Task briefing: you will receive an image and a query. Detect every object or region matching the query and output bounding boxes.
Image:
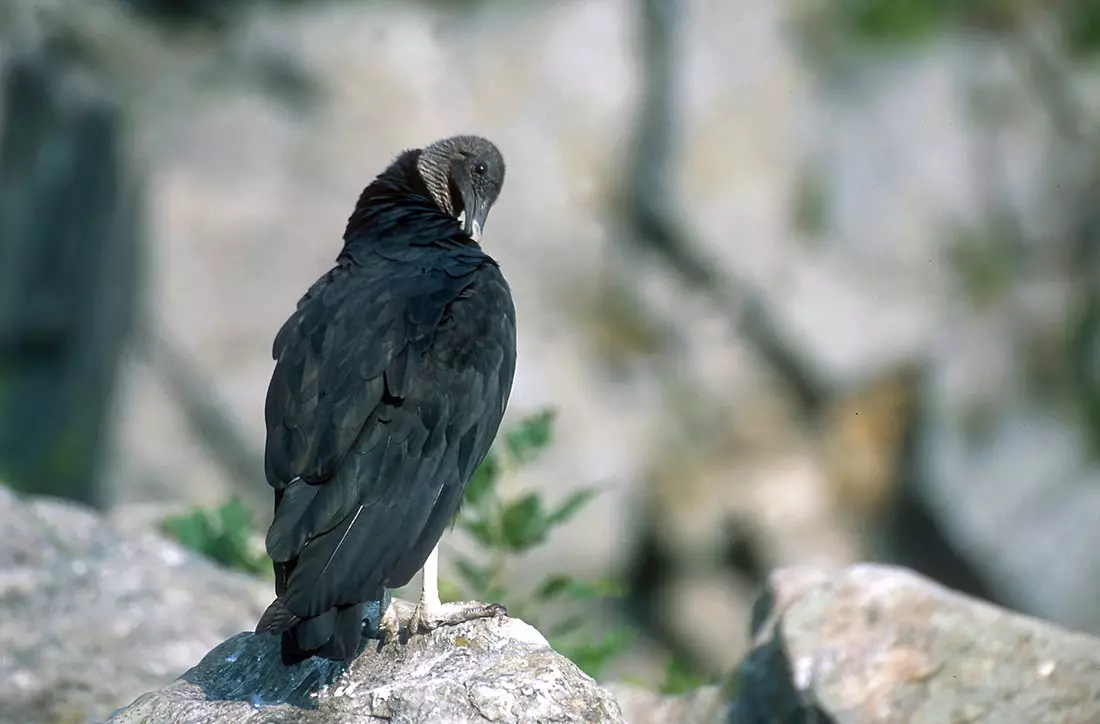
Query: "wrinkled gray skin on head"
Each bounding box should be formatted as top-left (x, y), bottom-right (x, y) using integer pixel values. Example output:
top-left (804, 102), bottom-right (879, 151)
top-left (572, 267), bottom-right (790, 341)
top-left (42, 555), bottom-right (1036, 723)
top-left (416, 135), bottom-right (505, 242)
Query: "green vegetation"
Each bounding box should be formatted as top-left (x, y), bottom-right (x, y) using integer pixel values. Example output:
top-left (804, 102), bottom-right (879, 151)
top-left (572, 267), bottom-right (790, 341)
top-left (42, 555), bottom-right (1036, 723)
top-left (660, 655), bottom-right (715, 696)
top-left (161, 407), bottom-right (704, 684)
top-left (163, 497), bottom-right (271, 578)
top-left (819, 0), bottom-right (1100, 57)
top-left (447, 408), bottom-right (635, 679)
top-left (1064, 2), bottom-right (1100, 58)
top-left (837, 0), bottom-right (963, 45)
top-left (158, 409), bottom-right (635, 678)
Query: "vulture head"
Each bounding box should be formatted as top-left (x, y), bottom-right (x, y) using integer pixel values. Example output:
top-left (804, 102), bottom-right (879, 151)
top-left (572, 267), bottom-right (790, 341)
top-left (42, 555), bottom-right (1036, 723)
top-left (416, 135), bottom-right (505, 243)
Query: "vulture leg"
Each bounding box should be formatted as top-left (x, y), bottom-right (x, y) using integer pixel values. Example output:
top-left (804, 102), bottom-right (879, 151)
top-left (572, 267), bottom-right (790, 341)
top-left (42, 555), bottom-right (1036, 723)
top-left (421, 542), bottom-right (442, 611)
top-left (410, 544), bottom-right (506, 632)
top-left (377, 544), bottom-right (506, 642)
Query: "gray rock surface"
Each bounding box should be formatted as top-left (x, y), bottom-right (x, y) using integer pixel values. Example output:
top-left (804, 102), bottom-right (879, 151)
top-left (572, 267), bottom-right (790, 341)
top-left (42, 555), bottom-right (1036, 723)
top-left (108, 616), bottom-right (624, 724)
top-left (729, 564), bottom-right (1100, 724)
top-left (11, 475), bottom-right (1100, 724)
top-left (0, 485), bottom-right (623, 724)
top-left (0, 485), bottom-right (271, 724)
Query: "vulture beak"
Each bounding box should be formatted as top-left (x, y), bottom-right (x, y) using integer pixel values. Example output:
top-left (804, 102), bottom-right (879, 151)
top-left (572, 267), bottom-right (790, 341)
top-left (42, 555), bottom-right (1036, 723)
top-left (461, 190), bottom-right (489, 243)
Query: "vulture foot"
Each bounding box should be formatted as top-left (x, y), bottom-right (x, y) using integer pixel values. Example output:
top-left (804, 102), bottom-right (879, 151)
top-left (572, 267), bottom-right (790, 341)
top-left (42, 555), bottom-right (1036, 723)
top-left (377, 596), bottom-right (507, 643)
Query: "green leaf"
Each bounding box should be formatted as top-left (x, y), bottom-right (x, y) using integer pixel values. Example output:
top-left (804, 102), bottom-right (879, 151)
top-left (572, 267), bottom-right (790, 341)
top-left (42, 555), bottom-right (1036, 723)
top-left (546, 487), bottom-right (600, 528)
top-left (660, 656), bottom-right (710, 695)
top-left (162, 509), bottom-right (208, 551)
top-left (485, 583), bottom-right (508, 605)
top-left (554, 627), bottom-right (636, 680)
top-left (500, 493), bottom-right (549, 552)
top-left (438, 576), bottom-right (464, 603)
top-left (534, 575), bottom-right (625, 603)
top-left (465, 452), bottom-right (500, 507)
top-left (533, 574), bottom-right (574, 601)
top-left (162, 499), bottom-right (270, 578)
top-left (1066, 1), bottom-right (1100, 58)
top-left (457, 515), bottom-right (498, 549)
top-left (504, 409), bottom-right (556, 466)
top-left (220, 498), bottom-right (253, 532)
top-left (840, 0), bottom-right (951, 44)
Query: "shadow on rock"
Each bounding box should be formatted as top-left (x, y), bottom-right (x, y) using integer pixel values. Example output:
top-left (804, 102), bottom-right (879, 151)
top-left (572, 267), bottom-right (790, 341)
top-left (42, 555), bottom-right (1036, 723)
top-left (108, 614), bottom-right (625, 723)
top-left (179, 631), bottom-right (348, 709)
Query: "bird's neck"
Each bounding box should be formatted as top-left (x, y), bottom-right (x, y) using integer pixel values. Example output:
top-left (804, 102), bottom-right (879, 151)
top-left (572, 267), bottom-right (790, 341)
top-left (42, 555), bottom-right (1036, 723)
top-left (338, 150), bottom-right (482, 267)
top-left (342, 150), bottom-right (441, 241)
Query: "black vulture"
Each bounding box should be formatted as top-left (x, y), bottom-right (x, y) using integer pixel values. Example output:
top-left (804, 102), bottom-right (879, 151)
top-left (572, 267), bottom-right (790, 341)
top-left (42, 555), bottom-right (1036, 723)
top-left (255, 135), bottom-right (515, 663)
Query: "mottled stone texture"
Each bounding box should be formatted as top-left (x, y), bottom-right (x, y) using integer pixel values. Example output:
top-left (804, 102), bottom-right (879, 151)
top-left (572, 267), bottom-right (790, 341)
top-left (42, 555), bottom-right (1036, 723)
top-left (728, 565), bottom-right (1100, 724)
top-left (107, 616), bottom-right (624, 724)
top-left (7, 479), bottom-right (1100, 724)
top-left (1, 484), bottom-right (622, 724)
top-left (0, 485), bottom-right (270, 724)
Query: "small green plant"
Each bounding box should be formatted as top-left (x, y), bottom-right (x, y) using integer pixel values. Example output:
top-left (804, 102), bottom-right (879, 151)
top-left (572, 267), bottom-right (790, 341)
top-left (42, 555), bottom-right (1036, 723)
top-left (813, 0), bottom-right (1100, 57)
top-left (836, 0), bottom-right (956, 45)
top-left (1065, 2), bottom-right (1100, 58)
top-left (659, 655), bottom-right (714, 696)
top-left (162, 497), bottom-right (271, 578)
top-left (450, 408), bottom-right (636, 679)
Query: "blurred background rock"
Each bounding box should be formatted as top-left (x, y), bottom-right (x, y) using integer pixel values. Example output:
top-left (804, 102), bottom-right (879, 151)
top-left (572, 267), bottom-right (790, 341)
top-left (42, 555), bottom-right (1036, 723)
top-left (2, 0), bottom-right (1099, 690)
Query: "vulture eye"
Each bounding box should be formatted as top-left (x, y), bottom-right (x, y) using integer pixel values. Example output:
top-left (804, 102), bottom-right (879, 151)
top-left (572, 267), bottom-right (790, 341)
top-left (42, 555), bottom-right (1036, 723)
top-left (473, 162), bottom-right (487, 176)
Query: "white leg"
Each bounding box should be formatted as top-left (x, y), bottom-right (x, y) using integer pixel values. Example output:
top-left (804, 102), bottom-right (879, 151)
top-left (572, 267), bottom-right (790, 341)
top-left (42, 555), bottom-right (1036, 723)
top-left (420, 543), bottom-right (441, 609)
top-left (405, 543), bottom-right (506, 636)
top-left (374, 542), bottom-right (508, 642)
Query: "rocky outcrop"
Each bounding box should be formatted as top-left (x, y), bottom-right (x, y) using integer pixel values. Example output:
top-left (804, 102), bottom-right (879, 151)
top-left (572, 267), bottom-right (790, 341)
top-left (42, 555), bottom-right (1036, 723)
top-left (728, 564), bottom-right (1100, 724)
top-left (0, 485), bottom-right (271, 724)
top-left (0, 485), bottom-right (623, 724)
top-left (107, 616), bottom-right (623, 724)
top-left (7, 482), bottom-right (1100, 724)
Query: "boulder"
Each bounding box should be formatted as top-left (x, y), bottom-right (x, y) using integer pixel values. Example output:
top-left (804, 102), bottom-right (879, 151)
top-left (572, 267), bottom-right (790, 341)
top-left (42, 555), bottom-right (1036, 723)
top-left (12, 477), bottom-right (1100, 724)
top-left (729, 564), bottom-right (1100, 724)
top-left (107, 615), bottom-right (624, 723)
top-left (0, 485), bottom-right (623, 724)
top-left (0, 485), bottom-right (270, 724)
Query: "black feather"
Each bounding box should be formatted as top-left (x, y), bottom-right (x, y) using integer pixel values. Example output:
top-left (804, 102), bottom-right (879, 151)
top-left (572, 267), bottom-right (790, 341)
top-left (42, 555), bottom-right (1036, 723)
top-left (256, 597), bottom-right (299, 634)
top-left (257, 138), bottom-right (515, 663)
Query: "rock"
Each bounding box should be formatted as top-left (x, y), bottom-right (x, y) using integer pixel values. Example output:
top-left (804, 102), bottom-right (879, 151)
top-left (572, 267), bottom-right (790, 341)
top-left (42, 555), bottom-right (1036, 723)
top-left (108, 615), bottom-right (624, 724)
top-left (917, 311), bottom-right (1100, 634)
top-left (729, 564), bottom-right (1100, 724)
top-left (0, 484), bottom-right (623, 723)
top-left (604, 682), bottom-right (724, 724)
top-left (0, 485), bottom-right (624, 723)
top-left (0, 485), bottom-right (271, 724)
